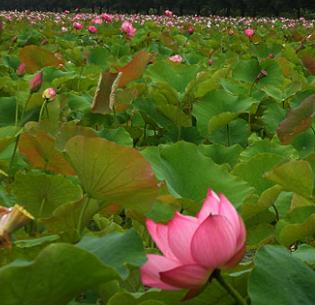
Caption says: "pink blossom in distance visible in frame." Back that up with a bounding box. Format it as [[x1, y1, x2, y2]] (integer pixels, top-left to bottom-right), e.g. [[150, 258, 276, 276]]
[[88, 25, 98, 33], [73, 22, 83, 30], [169, 55, 183, 63], [101, 13, 113, 23], [140, 189, 246, 294], [164, 10, 173, 17], [92, 17, 103, 25], [121, 21, 136, 38], [188, 25, 194, 34], [244, 28, 255, 38]]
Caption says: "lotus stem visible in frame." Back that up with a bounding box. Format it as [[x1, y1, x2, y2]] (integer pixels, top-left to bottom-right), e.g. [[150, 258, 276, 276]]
[[213, 270, 248, 305]]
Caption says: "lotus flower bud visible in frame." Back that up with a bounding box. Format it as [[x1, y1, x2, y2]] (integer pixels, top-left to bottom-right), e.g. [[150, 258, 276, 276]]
[[16, 63, 26, 76], [188, 26, 194, 35], [42, 87, 56, 101], [244, 28, 255, 38], [29, 72, 43, 93]]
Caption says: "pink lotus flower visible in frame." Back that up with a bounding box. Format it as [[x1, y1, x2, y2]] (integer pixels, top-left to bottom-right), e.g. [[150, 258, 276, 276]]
[[188, 26, 194, 34], [88, 25, 98, 33], [121, 21, 136, 38], [169, 55, 183, 63], [101, 13, 113, 23], [16, 63, 26, 76], [29, 72, 43, 92], [92, 17, 103, 25], [244, 28, 255, 38], [73, 22, 83, 30], [164, 10, 173, 17], [140, 189, 246, 295], [42, 87, 56, 101]]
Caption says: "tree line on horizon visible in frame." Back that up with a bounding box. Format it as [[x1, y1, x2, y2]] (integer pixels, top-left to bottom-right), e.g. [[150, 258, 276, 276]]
[[1, 0, 315, 18]]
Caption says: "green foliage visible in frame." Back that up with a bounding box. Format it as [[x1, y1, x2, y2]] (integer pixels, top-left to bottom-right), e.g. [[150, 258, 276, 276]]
[[0, 10, 315, 305]]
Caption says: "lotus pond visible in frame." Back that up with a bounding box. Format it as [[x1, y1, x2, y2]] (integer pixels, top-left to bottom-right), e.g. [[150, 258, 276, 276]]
[[0, 10, 315, 305]]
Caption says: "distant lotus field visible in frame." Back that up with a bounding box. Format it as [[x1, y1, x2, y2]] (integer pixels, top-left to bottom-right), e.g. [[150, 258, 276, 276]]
[[1, 10, 315, 305]]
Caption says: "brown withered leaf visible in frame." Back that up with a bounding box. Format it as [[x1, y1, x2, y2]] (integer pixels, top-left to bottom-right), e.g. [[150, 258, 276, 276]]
[[91, 71, 118, 114], [277, 95, 315, 144], [117, 50, 152, 88], [19, 132, 76, 175], [91, 51, 152, 114], [302, 55, 315, 75], [19, 45, 64, 73]]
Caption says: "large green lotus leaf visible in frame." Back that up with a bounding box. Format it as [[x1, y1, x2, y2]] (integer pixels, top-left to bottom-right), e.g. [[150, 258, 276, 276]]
[[248, 245, 315, 305], [98, 127, 133, 147], [55, 123, 97, 150], [19, 132, 76, 176], [143, 141, 254, 207], [208, 118, 250, 147], [0, 126, 20, 152], [65, 136, 158, 212], [198, 144, 242, 168], [19, 45, 64, 73], [0, 97, 17, 127], [43, 66, 76, 83], [220, 78, 248, 96], [13, 172, 83, 218], [208, 112, 239, 133], [108, 271, 247, 305], [0, 243, 118, 305], [292, 244, 315, 267], [232, 58, 261, 83], [291, 129, 315, 158], [277, 212, 315, 246], [43, 197, 99, 242], [193, 90, 254, 136], [133, 99, 178, 131], [239, 138, 298, 162], [277, 95, 315, 144], [261, 98, 285, 135], [258, 59, 285, 87], [247, 223, 275, 247], [146, 60, 200, 92], [87, 47, 110, 70], [194, 68, 229, 98], [157, 104, 192, 128], [264, 160, 313, 198], [149, 81, 179, 106], [232, 153, 284, 194], [77, 229, 146, 279], [241, 185, 282, 221]]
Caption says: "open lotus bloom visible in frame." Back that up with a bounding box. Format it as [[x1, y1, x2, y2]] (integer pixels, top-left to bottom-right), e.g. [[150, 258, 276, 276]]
[[140, 189, 246, 296]]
